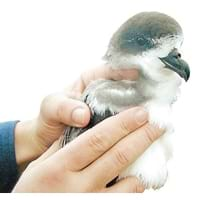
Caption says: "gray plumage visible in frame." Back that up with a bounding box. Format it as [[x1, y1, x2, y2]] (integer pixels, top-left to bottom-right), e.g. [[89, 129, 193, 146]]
[[105, 12, 182, 58], [62, 79, 148, 145]]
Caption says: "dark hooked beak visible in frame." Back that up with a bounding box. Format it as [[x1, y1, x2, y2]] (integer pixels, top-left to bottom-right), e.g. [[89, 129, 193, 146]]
[[159, 49, 190, 81]]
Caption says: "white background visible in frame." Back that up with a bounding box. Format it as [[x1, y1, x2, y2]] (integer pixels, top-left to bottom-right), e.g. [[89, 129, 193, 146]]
[[0, 0, 199, 198]]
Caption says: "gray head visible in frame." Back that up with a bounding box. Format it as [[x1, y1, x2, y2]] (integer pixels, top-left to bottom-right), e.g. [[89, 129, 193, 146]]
[[104, 12, 190, 82]]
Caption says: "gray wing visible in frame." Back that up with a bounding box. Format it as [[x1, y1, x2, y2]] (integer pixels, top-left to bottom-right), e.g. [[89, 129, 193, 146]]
[[62, 79, 147, 147]]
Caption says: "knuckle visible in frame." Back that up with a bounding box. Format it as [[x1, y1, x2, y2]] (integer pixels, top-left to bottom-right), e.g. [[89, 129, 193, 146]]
[[88, 133, 108, 154], [114, 148, 130, 166], [114, 70, 125, 80], [57, 99, 68, 121], [143, 124, 160, 144], [118, 118, 131, 135], [40, 93, 58, 117], [42, 93, 56, 104], [40, 94, 53, 111]]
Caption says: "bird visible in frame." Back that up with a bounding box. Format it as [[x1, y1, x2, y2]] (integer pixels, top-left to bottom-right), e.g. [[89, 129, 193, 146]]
[[62, 11, 190, 189]]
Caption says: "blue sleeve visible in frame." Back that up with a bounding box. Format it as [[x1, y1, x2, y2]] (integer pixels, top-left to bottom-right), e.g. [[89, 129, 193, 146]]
[[0, 121, 19, 193]]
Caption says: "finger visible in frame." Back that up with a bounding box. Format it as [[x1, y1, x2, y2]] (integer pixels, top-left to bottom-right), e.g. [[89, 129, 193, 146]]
[[83, 123, 164, 188], [55, 107, 148, 171], [40, 93, 90, 127], [103, 177, 145, 193], [71, 65, 139, 93]]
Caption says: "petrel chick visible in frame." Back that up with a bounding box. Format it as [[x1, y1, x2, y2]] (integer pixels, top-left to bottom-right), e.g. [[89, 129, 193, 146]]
[[62, 12, 190, 189]]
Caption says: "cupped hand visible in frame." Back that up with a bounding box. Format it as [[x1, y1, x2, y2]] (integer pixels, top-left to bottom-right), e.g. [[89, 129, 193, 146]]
[[13, 107, 163, 193], [15, 66, 138, 167]]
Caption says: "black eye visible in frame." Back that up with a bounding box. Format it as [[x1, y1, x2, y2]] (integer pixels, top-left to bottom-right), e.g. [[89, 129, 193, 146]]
[[174, 53, 181, 59], [136, 37, 146, 46]]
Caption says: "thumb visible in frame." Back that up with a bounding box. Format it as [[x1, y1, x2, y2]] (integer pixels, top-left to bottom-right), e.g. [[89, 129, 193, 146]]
[[40, 93, 90, 127]]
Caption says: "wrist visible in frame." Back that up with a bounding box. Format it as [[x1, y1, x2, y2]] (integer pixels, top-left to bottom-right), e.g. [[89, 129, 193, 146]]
[[15, 120, 43, 170]]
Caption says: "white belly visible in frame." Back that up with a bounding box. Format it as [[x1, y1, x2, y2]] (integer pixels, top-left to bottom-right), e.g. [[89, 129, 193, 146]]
[[119, 102, 174, 189]]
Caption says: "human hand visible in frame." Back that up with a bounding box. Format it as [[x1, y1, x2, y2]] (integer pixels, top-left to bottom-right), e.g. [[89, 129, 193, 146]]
[[15, 66, 138, 168], [13, 107, 163, 192]]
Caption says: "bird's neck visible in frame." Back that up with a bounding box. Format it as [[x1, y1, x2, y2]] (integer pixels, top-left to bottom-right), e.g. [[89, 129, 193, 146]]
[[135, 73, 180, 105]]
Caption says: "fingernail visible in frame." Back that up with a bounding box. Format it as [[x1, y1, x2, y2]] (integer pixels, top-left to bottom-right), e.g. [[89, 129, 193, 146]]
[[134, 107, 148, 125], [72, 107, 87, 125]]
